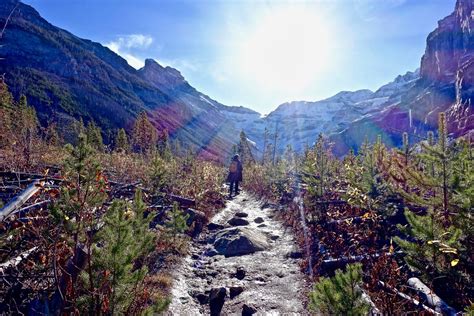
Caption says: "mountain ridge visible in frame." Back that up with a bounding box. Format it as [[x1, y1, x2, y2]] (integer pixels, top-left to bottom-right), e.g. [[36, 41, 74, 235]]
[[1, 0, 472, 159], [0, 0, 248, 159]]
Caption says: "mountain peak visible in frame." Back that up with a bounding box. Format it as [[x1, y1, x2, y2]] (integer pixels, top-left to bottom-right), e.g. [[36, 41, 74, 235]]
[[144, 58, 165, 69], [139, 58, 186, 90]]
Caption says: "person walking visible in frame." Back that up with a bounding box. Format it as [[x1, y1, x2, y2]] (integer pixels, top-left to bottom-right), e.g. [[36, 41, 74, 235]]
[[227, 154, 243, 197]]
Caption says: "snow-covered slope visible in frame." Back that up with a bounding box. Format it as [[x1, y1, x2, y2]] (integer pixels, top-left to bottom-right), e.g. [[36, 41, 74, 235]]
[[235, 70, 420, 154]]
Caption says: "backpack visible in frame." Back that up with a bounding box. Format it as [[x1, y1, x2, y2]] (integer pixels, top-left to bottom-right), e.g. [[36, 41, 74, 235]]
[[229, 160, 238, 173]]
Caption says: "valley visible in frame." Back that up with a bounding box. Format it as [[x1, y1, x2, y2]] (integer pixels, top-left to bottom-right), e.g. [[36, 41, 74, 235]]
[[0, 0, 473, 315]]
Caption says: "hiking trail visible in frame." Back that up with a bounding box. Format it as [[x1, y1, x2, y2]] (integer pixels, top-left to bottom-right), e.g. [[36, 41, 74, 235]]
[[167, 191, 309, 315]]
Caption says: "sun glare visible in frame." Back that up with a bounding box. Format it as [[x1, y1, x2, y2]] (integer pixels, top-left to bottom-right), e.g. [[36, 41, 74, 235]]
[[233, 6, 335, 96]]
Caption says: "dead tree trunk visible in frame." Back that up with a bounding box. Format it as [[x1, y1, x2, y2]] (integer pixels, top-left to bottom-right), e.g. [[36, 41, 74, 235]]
[[0, 180, 41, 221], [407, 277, 457, 315]]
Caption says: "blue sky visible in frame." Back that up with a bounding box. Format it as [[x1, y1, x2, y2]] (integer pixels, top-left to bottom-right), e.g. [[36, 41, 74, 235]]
[[26, 0, 455, 114]]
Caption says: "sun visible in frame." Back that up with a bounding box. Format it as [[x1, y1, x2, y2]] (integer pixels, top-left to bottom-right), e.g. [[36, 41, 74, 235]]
[[233, 5, 335, 96]]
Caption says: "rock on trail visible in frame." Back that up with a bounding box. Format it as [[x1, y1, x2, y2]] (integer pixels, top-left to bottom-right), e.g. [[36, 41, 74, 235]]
[[167, 192, 309, 315]]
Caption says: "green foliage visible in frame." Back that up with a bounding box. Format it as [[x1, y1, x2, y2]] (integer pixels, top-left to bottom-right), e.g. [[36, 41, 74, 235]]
[[157, 129, 172, 160], [394, 209, 462, 276], [114, 128, 130, 153], [45, 122, 60, 146], [451, 138, 474, 234], [0, 79, 14, 148], [150, 154, 169, 196], [344, 136, 394, 215], [132, 111, 158, 154], [51, 133, 107, 235], [86, 120, 104, 151], [261, 127, 273, 166], [79, 190, 167, 314], [309, 263, 370, 315], [237, 130, 255, 164], [165, 202, 189, 238], [10, 95, 40, 165], [303, 134, 332, 199]]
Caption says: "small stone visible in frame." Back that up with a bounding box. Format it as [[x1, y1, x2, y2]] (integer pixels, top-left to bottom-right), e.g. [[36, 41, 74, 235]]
[[195, 292, 209, 304], [242, 303, 257, 315], [228, 217, 250, 226], [257, 223, 267, 228], [254, 217, 264, 223], [286, 251, 303, 259], [235, 267, 246, 280], [235, 212, 249, 218], [270, 235, 279, 240], [191, 253, 200, 260], [229, 286, 244, 299], [208, 222, 225, 231], [209, 287, 227, 316]]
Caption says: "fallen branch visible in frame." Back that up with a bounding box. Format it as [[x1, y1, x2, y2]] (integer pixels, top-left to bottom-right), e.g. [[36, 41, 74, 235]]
[[357, 285, 381, 315], [322, 251, 403, 272], [407, 277, 457, 315], [168, 193, 196, 207], [378, 280, 439, 315], [0, 247, 38, 274], [0, 180, 41, 222]]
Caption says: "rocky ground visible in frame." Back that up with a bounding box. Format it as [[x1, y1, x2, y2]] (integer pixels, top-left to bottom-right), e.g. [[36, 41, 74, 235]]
[[167, 192, 309, 315]]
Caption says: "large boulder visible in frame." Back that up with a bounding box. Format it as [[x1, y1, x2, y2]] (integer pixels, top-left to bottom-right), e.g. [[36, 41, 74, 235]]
[[213, 227, 269, 257], [184, 208, 206, 237], [228, 217, 250, 226]]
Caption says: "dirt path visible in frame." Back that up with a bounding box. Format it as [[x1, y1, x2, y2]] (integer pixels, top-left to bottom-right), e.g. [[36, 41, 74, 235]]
[[167, 192, 309, 315]]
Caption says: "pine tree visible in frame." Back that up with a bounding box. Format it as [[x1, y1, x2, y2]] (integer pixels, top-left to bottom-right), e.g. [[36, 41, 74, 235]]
[[13, 95, 39, 166], [82, 190, 168, 314], [0, 79, 14, 149], [392, 113, 456, 221], [150, 154, 169, 197], [451, 137, 473, 241], [86, 120, 104, 151], [303, 134, 332, 199], [237, 130, 255, 164], [393, 209, 461, 277], [309, 263, 369, 315], [262, 127, 271, 165], [50, 134, 108, 312], [114, 128, 130, 153], [165, 202, 189, 240], [390, 113, 471, 291], [344, 136, 392, 214], [157, 129, 172, 160], [132, 111, 158, 154], [45, 122, 60, 146]]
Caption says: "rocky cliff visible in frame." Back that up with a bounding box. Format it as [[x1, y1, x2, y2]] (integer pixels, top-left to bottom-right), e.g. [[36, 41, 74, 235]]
[[330, 0, 474, 155]]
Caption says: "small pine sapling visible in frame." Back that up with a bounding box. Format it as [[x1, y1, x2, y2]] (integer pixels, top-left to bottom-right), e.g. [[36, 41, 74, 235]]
[[309, 263, 370, 315]]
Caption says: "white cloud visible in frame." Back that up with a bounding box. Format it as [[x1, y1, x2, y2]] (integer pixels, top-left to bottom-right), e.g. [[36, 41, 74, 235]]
[[105, 34, 153, 69]]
